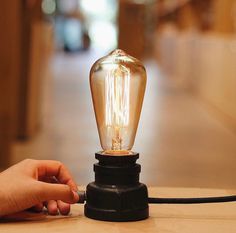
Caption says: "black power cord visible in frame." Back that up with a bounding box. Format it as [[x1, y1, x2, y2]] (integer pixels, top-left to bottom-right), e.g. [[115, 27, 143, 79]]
[[77, 191, 236, 205], [148, 195, 236, 204]]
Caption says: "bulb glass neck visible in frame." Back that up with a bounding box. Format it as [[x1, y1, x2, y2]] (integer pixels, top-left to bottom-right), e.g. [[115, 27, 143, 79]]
[[102, 150, 134, 156]]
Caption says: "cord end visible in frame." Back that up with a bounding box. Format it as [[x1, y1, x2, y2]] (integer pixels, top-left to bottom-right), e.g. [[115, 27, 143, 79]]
[[77, 191, 86, 203]]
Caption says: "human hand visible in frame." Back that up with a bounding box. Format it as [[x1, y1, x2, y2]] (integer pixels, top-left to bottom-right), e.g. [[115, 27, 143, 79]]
[[0, 159, 79, 217]]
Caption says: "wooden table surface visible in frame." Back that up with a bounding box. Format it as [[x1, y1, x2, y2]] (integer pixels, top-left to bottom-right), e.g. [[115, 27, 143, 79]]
[[1, 187, 236, 233]]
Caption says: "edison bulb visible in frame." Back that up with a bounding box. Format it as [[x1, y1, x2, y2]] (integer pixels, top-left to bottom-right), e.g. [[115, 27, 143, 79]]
[[90, 49, 146, 155]]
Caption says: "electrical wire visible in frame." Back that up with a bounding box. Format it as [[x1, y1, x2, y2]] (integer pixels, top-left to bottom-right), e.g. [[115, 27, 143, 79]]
[[77, 191, 236, 205], [148, 195, 236, 204]]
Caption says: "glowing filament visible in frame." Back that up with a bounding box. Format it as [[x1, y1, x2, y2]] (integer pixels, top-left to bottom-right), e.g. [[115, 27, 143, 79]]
[[105, 65, 130, 150]]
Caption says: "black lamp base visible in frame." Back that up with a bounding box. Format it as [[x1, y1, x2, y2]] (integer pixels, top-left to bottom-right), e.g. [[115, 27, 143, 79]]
[[84, 152, 149, 222]]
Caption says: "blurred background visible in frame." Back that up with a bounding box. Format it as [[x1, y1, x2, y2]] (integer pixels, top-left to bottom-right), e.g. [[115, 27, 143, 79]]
[[1, 0, 236, 188]]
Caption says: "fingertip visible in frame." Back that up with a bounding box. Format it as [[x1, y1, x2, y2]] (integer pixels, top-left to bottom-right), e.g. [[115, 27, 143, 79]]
[[39, 182, 78, 204], [34, 203, 44, 212], [72, 190, 79, 203], [73, 184, 78, 192], [47, 200, 59, 215], [57, 201, 70, 215]]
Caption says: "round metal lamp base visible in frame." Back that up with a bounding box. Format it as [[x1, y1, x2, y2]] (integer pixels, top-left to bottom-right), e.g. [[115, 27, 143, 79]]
[[84, 153, 149, 222]]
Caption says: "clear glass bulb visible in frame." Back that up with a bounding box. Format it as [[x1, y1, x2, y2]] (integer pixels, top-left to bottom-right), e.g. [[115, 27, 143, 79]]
[[90, 49, 146, 155]]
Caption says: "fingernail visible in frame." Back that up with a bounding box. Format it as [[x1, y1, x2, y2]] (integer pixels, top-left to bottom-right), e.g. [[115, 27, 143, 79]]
[[72, 190, 79, 202]]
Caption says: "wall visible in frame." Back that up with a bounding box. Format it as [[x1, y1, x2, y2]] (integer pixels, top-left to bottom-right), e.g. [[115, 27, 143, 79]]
[[157, 29, 236, 128]]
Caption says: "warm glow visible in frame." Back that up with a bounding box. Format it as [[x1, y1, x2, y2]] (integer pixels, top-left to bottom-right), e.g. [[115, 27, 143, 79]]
[[105, 65, 130, 151], [90, 49, 146, 155]]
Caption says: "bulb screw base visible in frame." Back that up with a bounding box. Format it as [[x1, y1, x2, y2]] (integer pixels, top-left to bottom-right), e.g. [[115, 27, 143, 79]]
[[84, 152, 149, 222]]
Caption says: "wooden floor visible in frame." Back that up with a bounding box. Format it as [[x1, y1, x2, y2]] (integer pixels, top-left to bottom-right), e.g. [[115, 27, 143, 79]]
[[12, 50, 236, 189]]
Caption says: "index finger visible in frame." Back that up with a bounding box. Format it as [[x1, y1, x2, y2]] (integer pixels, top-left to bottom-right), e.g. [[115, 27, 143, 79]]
[[35, 160, 78, 191]]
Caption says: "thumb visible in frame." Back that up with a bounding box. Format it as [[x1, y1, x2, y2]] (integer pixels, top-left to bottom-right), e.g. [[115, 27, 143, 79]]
[[38, 182, 79, 204]]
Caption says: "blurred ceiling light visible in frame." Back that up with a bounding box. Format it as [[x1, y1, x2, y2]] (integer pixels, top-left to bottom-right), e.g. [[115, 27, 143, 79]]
[[89, 21, 117, 51], [78, 0, 118, 50], [80, 0, 107, 15], [41, 0, 56, 15], [79, 0, 117, 19]]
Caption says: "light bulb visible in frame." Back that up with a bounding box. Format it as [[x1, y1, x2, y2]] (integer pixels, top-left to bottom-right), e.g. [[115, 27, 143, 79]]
[[90, 49, 146, 155]]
